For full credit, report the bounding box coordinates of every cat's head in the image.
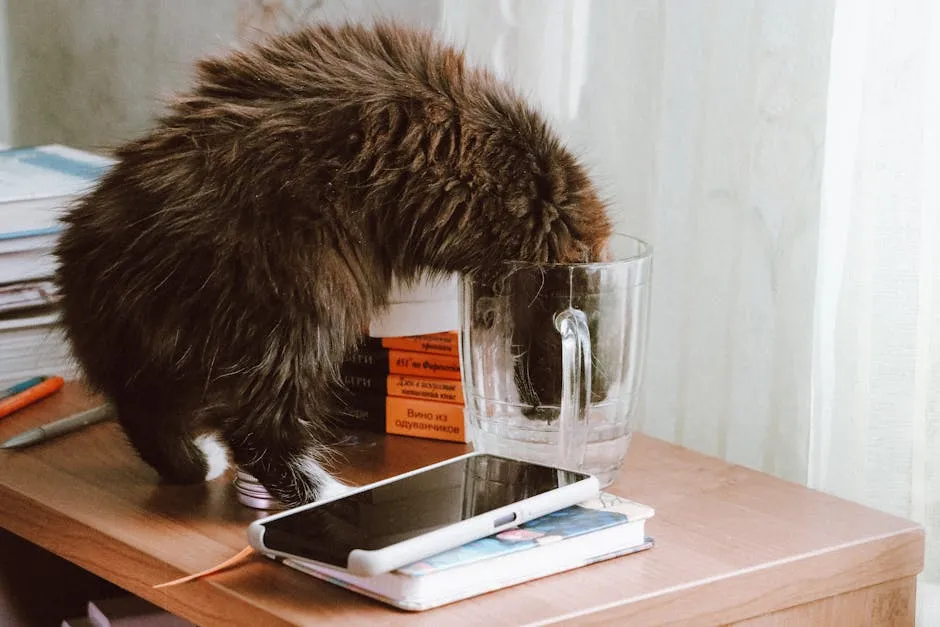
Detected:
[479,144,613,275]
[454,91,614,274]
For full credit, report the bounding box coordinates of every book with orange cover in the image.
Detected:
[340,395,467,443]
[339,371,464,405]
[343,348,461,381]
[363,331,459,357]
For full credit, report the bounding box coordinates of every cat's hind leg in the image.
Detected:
[220,386,349,508]
[114,397,230,484]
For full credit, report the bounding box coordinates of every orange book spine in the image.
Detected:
[387,374,463,405]
[388,350,460,380]
[384,396,467,443]
[378,332,459,357]
[344,349,461,381]
[338,396,468,443]
[338,372,464,404]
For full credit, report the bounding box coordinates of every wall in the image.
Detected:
[641,0,835,482]
[0,0,10,144]
[2,0,439,150]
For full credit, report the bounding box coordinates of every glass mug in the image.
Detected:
[460,234,652,486]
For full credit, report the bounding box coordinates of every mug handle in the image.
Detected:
[554,306,592,470]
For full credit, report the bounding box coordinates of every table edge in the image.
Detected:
[0,481,296,627]
[1,473,925,627]
[532,525,925,626]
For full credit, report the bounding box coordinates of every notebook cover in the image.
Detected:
[280,493,654,610]
[396,493,653,577]
[0,145,113,240]
[0,144,111,203]
[288,536,655,612]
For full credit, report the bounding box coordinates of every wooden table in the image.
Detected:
[0,383,924,626]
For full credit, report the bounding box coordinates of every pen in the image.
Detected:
[0,375,65,420]
[0,404,114,449]
[0,376,47,401]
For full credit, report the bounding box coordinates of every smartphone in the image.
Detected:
[247,452,599,576]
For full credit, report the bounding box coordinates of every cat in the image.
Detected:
[54,21,612,507]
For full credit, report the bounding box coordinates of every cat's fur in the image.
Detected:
[54,22,612,507]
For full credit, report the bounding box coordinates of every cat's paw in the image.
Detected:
[193,433,230,481]
[298,455,352,502]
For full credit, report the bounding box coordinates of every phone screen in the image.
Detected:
[259,454,588,567]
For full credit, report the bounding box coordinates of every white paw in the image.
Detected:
[317,475,353,502]
[299,455,352,502]
[193,433,230,481]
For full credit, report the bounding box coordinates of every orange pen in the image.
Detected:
[0,375,65,420]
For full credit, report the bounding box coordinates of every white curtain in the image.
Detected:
[441,0,836,482]
[440,0,939,621]
[0,0,11,144]
[811,0,940,619]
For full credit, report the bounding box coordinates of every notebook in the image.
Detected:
[279,492,654,611]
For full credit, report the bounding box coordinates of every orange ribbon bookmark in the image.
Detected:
[153,546,256,589]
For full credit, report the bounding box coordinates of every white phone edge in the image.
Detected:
[246,452,600,577]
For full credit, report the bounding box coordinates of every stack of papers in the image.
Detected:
[0,144,113,385]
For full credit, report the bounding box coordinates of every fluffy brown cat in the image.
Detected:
[54,21,612,507]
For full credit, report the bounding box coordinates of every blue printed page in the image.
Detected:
[0,145,112,202]
[397,493,653,577]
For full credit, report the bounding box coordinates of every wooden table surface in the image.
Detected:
[0,383,925,626]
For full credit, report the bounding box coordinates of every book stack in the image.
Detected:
[337,331,467,443]
[0,145,113,386]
